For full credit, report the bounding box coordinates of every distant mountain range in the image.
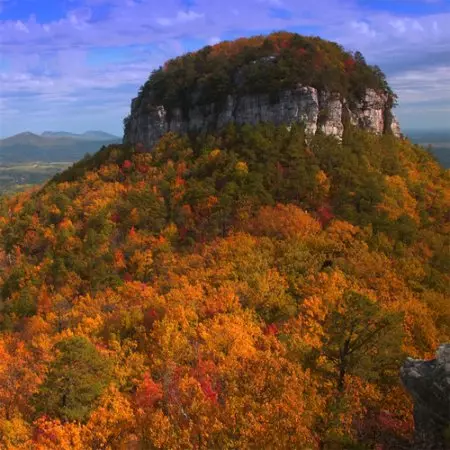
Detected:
[40,130,121,141]
[0,131,121,163]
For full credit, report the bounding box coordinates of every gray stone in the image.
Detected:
[123,86,401,148]
[401,344,450,449]
[349,88,388,135]
[390,115,402,138]
[319,91,344,139]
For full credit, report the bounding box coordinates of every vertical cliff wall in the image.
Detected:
[123,86,401,148]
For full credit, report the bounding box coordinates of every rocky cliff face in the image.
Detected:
[123,85,401,148]
[401,345,450,449]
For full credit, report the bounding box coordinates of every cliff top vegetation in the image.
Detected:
[127,32,396,124]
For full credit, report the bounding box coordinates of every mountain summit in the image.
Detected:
[124,32,400,148]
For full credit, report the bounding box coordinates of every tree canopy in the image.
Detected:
[0,123,448,448]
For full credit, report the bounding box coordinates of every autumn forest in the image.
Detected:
[0,34,449,450]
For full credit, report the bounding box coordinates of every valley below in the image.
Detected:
[0,162,70,193]
[425,144,449,168]
[0,130,120,193]
[406,129,450,167]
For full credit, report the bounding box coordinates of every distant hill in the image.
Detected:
[0,131,121,163]
[41,130,121,141]
[405,129,450,168]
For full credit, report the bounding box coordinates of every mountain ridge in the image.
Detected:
[40,130,121,141]
[0,131,121,164]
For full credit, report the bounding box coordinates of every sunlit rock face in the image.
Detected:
[123,85,401,148]
[401,344,450,450]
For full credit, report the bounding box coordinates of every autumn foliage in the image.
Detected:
[0,122,449,448]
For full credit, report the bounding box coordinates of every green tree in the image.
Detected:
[34,336,112,422]
[321,291,403,392]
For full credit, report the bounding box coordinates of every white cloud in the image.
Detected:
[389,19,407,34]
[15,20,29,33]
[257,0,283,5]
[157,10,204,27]
[412,20,424,32]
[208,36,221,45]
[0,61,154,97]
[351,20,377,37]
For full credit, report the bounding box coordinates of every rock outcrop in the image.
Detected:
[401,344,450,449]
[123,85,401,148]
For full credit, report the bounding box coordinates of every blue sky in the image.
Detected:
[1,0,449,138]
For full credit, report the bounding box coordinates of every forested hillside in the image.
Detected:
[0,121,449,448]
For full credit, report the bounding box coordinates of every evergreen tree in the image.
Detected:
[34,336,112,422]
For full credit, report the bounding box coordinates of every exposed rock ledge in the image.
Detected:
[123,86,401,148]
[401,344,450,450]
